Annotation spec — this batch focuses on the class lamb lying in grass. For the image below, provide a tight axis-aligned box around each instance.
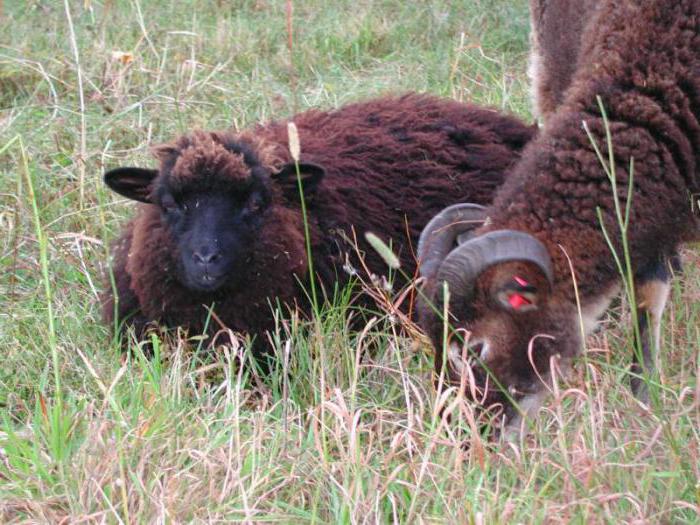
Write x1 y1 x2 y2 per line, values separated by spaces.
102 93 536 361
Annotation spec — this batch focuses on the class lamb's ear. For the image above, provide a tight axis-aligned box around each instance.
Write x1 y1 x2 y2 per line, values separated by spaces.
104 167 158 203
271 162 325 199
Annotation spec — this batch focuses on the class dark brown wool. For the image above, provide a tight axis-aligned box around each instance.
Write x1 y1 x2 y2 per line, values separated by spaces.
103 93 536 352
490 0 699 297
528 0 599 123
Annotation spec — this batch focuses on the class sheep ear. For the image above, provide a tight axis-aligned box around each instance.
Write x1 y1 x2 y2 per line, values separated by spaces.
104 167 158 203
272 162 325 198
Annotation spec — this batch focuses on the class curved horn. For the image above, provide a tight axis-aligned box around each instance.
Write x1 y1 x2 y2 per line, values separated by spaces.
436 229 554 302
417 203 487 281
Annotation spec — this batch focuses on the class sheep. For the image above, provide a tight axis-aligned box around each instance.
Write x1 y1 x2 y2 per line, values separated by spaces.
418 0 700 432
527 0 599 124
102 93 536 361
528 0 685 397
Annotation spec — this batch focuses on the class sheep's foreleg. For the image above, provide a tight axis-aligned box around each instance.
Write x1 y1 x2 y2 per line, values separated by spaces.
631 254 680 400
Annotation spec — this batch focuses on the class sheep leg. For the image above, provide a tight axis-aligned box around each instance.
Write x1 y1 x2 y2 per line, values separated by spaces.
631 254 679 399
527 0 595 125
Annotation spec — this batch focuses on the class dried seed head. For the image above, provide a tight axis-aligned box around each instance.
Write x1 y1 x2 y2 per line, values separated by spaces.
365 232 401 270
287 121 300 162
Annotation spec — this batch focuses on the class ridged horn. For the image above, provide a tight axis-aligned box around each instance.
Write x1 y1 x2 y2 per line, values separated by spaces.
436 230 554 301
417 203 487 281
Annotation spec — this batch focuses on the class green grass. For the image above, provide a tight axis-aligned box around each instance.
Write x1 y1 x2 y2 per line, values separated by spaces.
1 0 698 522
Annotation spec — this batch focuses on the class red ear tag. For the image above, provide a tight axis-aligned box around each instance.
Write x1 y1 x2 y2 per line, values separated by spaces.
508 293 532 309
513 275 529 287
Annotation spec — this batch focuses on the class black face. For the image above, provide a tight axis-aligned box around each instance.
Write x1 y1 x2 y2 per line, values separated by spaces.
157 186 270 292
103 133 327 294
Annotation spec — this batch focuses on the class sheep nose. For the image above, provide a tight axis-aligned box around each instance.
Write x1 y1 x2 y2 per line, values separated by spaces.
192 248 222 266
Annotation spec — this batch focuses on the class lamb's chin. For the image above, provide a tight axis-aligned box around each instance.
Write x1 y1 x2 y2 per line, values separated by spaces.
182 273 231 294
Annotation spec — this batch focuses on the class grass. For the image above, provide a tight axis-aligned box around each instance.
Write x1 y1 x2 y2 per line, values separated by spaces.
0 0 698 522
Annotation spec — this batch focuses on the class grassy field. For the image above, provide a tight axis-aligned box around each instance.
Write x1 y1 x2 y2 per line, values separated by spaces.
1 0 698 522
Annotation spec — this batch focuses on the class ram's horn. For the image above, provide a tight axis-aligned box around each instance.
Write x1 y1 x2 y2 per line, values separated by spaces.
436 229 554 301
417 203 487 281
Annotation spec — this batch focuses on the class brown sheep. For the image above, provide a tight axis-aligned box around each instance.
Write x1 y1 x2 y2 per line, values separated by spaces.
528 0 687 398
418 0 700 433
527 0 599 124
102 93 536 362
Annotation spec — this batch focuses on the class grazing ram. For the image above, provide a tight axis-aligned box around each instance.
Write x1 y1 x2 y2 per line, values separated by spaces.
418 0 700 432
102 93 536 361
528 0 685 397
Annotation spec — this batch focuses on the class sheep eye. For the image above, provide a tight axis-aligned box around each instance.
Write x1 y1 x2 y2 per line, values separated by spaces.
246 193 264 213
161 195 180 214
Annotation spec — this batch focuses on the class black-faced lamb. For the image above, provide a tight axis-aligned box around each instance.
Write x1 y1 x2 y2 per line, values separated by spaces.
102 93 536 360
418 0 700 432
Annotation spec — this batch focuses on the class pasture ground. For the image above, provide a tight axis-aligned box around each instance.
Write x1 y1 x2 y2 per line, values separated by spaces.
0 1 698 522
